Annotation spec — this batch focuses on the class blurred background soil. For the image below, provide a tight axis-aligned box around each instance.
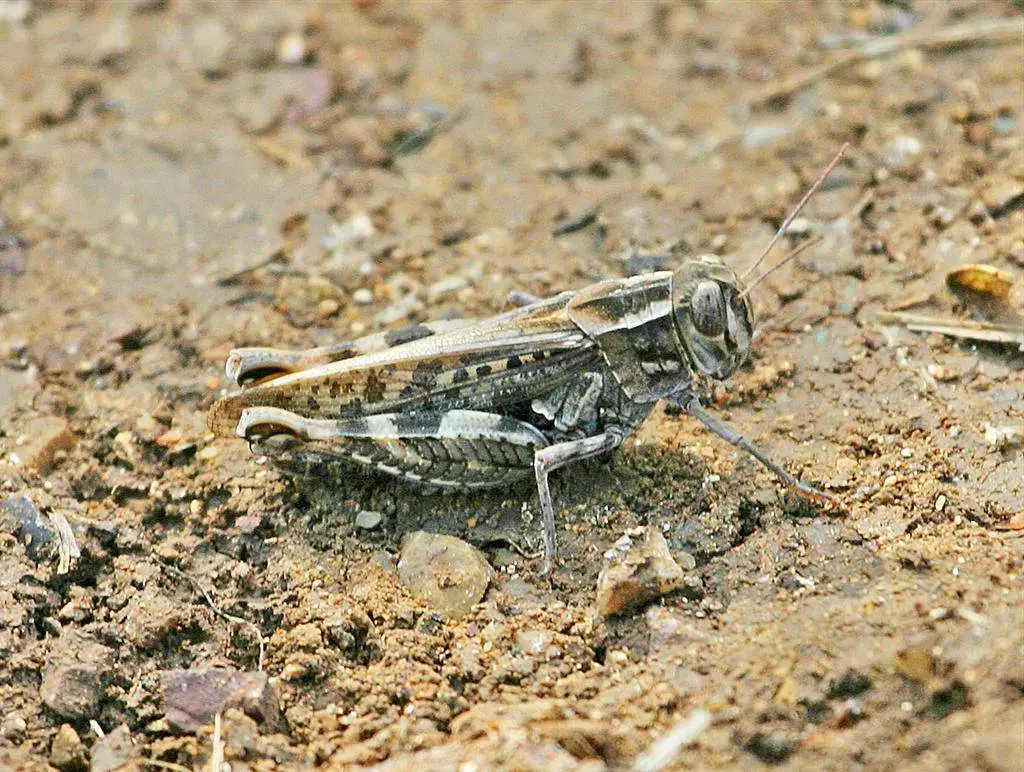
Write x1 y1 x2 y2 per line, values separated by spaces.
0 1 1021 769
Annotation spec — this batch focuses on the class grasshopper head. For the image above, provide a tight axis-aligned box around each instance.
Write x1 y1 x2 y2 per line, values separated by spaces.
670 256 754 380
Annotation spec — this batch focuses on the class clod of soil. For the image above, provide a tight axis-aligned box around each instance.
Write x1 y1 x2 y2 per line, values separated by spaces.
595 527 691 617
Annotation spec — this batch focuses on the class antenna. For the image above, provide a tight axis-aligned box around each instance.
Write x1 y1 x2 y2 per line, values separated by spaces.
741 142 850 281
739 235 823 299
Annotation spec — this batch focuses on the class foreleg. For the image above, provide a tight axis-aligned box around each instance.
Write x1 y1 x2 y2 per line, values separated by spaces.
683 398 831 501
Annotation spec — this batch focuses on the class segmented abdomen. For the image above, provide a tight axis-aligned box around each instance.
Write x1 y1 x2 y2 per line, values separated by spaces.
254 434 537 489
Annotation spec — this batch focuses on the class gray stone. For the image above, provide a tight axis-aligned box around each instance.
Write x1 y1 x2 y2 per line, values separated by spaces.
355 510 383 530
1 496 56 562
397 531 491 618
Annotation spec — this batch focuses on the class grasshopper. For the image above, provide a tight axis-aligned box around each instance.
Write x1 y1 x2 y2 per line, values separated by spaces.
209 145 847 574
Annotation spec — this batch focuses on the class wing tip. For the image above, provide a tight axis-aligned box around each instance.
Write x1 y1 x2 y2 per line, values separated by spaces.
207 394 246 438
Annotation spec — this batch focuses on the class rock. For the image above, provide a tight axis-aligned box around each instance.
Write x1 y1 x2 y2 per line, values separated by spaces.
515 629 553 655
323 212 376 254
979 175 1024 218
50 724 87 772
40 632 115 720
15 416 75 473
1 713 26 741
355 510 383 530
90 724 136 772
982 423 1022 449
881 135 923 175
895 646 936 684
1 496 57 562
745 732 796 764
276 32 307 65
124 587 191 648
397 531 492 619
192 18 233 76
162 668 279 732
596 527 687 617
827 668 873 699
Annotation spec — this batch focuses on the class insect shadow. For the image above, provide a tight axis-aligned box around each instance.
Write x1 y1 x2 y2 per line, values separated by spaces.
282 443 787 577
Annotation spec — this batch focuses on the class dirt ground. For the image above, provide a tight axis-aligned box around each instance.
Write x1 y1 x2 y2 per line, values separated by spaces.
1 1 1022 770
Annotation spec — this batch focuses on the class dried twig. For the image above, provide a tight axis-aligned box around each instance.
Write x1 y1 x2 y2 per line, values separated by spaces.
877 311 1024 347
214 246 285 287
553 205 599 236
209 712 225 772
390 107 467 157
633 709 713 772
49 510 80 575
156 558 265 671
749 17 1022 108
138 760 194 772
252 136 314 170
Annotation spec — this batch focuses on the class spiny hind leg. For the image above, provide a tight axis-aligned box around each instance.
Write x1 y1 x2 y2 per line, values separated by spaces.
533 430 623 576
238 406 548 489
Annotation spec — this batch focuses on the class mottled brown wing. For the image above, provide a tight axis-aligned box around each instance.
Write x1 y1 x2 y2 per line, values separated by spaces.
208 292 599 437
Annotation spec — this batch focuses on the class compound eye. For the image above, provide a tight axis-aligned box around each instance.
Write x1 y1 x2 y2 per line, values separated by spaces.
690 281 726 337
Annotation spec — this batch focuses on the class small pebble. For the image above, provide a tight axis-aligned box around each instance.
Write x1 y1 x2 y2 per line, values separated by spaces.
514 629 553 655
926 363 957 382
317 298 340 319
979 175 1024 217
163 669 278 731
596 527 686 617
1 714 26 740
354 510 383 530
191 18 233 76
17 416 76 472
397 531 491 619
983 423 1022 449
276 33 307 66
90 724 136 772
50 723 87 771
352 288 373 305
882 135 922 174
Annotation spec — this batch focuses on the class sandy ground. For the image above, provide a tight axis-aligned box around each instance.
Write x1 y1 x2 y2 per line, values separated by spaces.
1 1 1022 770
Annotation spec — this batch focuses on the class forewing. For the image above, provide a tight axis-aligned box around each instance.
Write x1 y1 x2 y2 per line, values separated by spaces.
226 319 478 387
208 293 597 437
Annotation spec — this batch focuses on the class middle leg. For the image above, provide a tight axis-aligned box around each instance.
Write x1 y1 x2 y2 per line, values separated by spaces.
533 430 623 575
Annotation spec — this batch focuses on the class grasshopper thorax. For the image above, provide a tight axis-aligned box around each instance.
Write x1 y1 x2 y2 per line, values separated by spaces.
670 256 754 380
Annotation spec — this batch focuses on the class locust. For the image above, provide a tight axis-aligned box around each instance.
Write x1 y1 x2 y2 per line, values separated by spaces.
208 145 848 574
